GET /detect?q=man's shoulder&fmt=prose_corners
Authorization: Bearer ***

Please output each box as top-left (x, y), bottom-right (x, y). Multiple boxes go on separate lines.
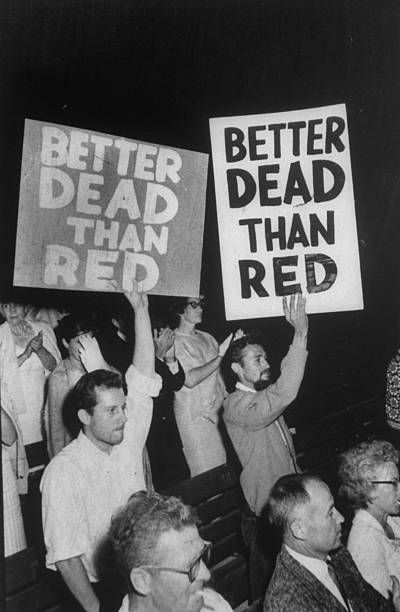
top-left (49, 360), bottom-right (67, 379)
top-left (42, 437), bottom-right (86, 481)
top-left (264, 549), bottom-right (307, 611)
top-left (223, 387), bottom-right (259, 412)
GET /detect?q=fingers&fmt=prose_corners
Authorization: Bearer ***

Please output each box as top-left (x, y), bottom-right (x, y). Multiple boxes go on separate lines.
top-left (391, 574), bottom-right (400, 592)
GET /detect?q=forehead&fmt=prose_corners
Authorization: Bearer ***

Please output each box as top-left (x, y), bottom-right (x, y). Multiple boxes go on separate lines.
top-left (155, 526), bottom-right (203, 564)
top-left (305, 480), bottom-right (333, 514)
top-left (3, 302), bottom-right (24, 309)
top-left (241, 344), bottom-right (265, 361)
top-left (93, 386), bottom-right (125, 408)
top-left (374, 461), bottom-right (399, 479)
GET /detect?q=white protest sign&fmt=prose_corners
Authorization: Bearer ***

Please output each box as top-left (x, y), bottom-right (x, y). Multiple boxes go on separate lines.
top-left (210, 104), bottom-right (363, 319)
top-left (14, 119), bottom-right (208, 296)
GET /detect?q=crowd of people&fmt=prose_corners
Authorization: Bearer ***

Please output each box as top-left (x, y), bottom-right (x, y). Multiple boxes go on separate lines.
top-left (2, 285), bottom-right (400, 612)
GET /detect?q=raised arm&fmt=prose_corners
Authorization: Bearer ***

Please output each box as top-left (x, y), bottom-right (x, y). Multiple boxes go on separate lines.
top-left (283, 293), bottom-right (308, 348)
top-left (124, 281), bottom-right (155, 377)
top-left (184, 331), bottom-right (242, 389)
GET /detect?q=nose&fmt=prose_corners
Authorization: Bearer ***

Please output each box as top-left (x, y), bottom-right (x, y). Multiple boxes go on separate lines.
top-left (197, 559), bottom-right (211, 583)
top-left (117, 407), bottom-right (127, 424)
top-left (335, 508), bottom-right (344, 524)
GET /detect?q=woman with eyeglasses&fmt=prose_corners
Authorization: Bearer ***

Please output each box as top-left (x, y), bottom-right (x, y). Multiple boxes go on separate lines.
top-left (170, 297), bottom-right (235, 476)
top-left (338, 439), bottom-right (400, 599)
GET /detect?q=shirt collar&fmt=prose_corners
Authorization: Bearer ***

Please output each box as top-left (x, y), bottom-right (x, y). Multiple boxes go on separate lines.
top-left (77, 430), bottom-right (114, 460)
top-left (235, 381), bottom-right (257, 394)
top-left (285, 544), bottom-right (329, 576)
top-left (353, 508), bottom-right (386, 533)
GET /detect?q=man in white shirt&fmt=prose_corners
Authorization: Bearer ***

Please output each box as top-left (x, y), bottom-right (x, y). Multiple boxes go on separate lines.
top-left (264, 473), bottom-right (400, 611)
top-left (41, 284), bottom-right (161, 612)
top-left (110, 490), bottom-right (233, 612)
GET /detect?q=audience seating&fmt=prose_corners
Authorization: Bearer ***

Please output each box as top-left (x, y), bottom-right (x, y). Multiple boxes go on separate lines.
top-left (5, 547), bottom-right (64, 612)
top-left (164, 463), bottom-right (251, 609)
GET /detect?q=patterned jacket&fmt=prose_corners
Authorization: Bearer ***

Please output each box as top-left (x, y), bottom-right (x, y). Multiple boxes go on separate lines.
top-left (264, 546), bottom-right (393, 611)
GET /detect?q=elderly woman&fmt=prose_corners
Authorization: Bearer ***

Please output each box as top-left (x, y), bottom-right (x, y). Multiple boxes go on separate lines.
top-left (170, 296), bottom-right (235, 476)
top-left (339, 439), bottom-right (400, 599)
top-left (0, 299), bottom-right (61, 455)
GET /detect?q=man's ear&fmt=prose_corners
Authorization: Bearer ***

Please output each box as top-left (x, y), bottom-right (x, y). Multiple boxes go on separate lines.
top-left (130, 567), bottom-right (152, 596)
top-left (231, 362), bottom-right (241, 377)
top-left (289, 517), bottom-right (306, 540)
top-left (77, 409), bottom-right (91, 427)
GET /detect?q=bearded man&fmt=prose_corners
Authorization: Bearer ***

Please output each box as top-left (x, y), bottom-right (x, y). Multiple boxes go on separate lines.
top-left (222, 293), bottom-right (308, 599)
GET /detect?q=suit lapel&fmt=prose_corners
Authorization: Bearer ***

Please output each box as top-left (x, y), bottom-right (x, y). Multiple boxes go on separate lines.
top-left (281, 548), bottom-right (348, 611)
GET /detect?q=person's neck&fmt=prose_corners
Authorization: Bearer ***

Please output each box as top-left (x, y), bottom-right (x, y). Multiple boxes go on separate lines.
top-left (9, 320), bottom-right (30, 336)
top-left (237, 376), bottom-right (255, 391)
top-left (128, 593), bottom-right (159, 612)
top-left (177, 320), bottom-right (196, 335)
top-left (66, 355), bottom-right (85, 372)
top-left (83, 429), bottom-right (113, 455)
top-left (286, 539), bottom-right (328, 561)
top-left (366, 505), bottom-right (389, 529)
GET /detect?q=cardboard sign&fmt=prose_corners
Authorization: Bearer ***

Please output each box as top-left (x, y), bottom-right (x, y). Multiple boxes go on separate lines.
top-left (210, 104), bottom-right (363, 320)
top-left (14, 119), bottom-right (208, 296)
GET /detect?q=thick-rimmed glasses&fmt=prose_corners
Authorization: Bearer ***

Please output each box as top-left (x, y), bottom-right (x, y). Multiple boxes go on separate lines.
top-left (138, 541), bottom-right (212, 583)
top-left (371, 480), bottom-right (400, 487)
top-left (187, 300), bottom-right (204, 309)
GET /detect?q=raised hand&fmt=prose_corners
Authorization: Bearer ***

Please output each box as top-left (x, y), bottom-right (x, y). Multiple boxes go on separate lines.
top-left (124, 279), bottom-right (148, 311)
top-left (28, 330), bottom-right (43, 353)
top-left (391, 575), bottom-right (400, 611)
top-left (153, 327), bottom-right (175, 361)
top-left (78, 335), bottom-right (107, 372)
top-left (283, 293), bottom-right (308, 335)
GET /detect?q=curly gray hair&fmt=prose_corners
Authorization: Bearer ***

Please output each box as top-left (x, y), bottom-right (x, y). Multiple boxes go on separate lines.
top-left (338, 439), bottom-right (399, 509)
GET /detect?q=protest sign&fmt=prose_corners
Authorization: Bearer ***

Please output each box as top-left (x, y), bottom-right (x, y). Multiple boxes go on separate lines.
top-left (209, 104), bottom-right (363, 320)
top-left (14, 119), bottom-right (208, 296)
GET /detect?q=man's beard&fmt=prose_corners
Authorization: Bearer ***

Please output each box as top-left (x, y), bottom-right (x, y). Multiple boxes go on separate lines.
top-left (254, 372), bottom-right (271, 391)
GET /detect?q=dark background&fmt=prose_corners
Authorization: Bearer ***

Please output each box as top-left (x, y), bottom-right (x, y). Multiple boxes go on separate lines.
top-left (1, 0), bottom-right (400, 445)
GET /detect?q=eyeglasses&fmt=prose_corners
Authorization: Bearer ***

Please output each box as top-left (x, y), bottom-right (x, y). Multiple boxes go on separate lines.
top-left (138, 541), bottom-right (212, 583)
top-left (371, 480), bottom-right (400, 487)
top-left (187, 300), bottom-right (204, 309)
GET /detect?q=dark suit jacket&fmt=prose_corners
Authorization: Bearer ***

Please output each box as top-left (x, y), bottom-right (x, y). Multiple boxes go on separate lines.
top-left (264, 546), bottom-right (393, 612)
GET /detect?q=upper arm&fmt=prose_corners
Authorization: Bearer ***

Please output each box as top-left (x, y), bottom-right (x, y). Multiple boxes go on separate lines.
top-left (224, 392), bottom-right (278, 430)
top-left (41, 461), bottom-right (89, 564)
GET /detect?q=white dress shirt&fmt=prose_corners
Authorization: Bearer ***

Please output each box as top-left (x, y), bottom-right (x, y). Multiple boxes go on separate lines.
top-left (286, 545), bottom-right (350, 609)
top-left (41, 365), bottom-right (161, 581)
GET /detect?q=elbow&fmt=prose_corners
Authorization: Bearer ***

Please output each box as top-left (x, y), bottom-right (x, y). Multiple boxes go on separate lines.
top-left (184, 378), bottom-right (196, 389)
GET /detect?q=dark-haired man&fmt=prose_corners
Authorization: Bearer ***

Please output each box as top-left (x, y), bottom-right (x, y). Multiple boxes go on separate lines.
top-left (223, 294), bottom-right (308, 517)
top-left (264, 473), bottom-right (400, 611)
top-left (110, 490), bottom-right (233, 612)
top-left (41, 285), bottom-right (161, 612)
top-left (222, 294), bottom-right (308, 598)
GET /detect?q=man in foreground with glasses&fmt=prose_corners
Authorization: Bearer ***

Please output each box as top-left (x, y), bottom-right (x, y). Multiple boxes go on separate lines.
top-left (264, 473), bottom-right (400, 611)
top-left (110, 490), bottom-right (233, 612)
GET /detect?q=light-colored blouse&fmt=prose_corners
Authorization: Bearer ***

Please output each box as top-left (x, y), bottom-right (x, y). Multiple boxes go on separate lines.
top-left (347, 507), bottom-right (400, 598)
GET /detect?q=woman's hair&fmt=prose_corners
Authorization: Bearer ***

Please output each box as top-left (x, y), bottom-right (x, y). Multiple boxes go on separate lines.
top-left (168, 297), bottom-right (190, 329)
top-left (338, 439), bottom-right (399, 509)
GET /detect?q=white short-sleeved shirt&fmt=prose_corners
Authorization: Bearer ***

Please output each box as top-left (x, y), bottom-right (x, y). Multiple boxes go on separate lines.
top-left (41, 365), bottom-right (161, 581)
